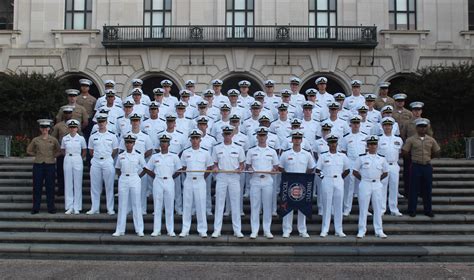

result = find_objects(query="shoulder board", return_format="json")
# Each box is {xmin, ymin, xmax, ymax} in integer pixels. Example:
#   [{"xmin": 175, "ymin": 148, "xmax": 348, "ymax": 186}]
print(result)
[
  {"xmin": 343, "ymin": 107, "xmax": 350, "ymax": 110},
  {"xmin": 159, "ymin": 118, "xmax": 166, "ymax": 122},
  {"xmin": 234, "ymin": 142, "xmax": 242, "ymax": 146},
  {"xmin": 377, "ymin": 153, "xmax": 385, "ymax": 157},
  {"xmin": 109, "ymin": 121, "xmax": 115, "ymax": 125},
  {"xmin": 314, "ymin": 103, "xmax": 322, "ymax": 108},
  {"xmin": 268, "ymin": 131, "xmax": 276, "ymax": 135},
  {"xmin": 182, "ymin": 146, "xmax": 191, "ymax": 152},
  {"xmin": 343, "ymin": 132, "xmax": 350, "ymax": 137},
  {"xmin": 201, "ymin": 147, "xmax": 208, "ymax": 151},
  {"xmin": 270, "ymin": 120, "xmax": 277, "ymax": 124},
  {"xmin": 249, "ymin": 145, "xmax": 256, "ymax": 149},
  {"xmin": 157, "ymin": 130, "xmax": 165, "ymax": 134},
  {"xmin": 169, "ymin": 151, "xmax": 177, "ymax": 154},
  {"xmin": 321, "ymin": 118, "xmax": 328, "ymax": 122},
  {"xmin": 244, "ymin": 117, "xmax": 251, "ymax": 121},
  {"xmin": 303, "ymin": 148, "xmax": 311, "ymax": 153},
  {"xmin": 283, "ymin": 148, "xmax": 291, "ymax": 152},
  {"xmin": 135, "ymin": 150, "xmax": 141, "ymax": 154},
  {"xmin": 366, "ymin": 120, "xmax": 373, "ymax": 123},
  {"xmin": 316, "ymin": 136, "xmax": 321, "ymax": 140},
  {"xmin": 359, "ymin": 153, "xmax": 367, "ymax": 156},
  {"xmin": 91, "ymin": 131, "xmax": 98, "ymax": 135},
  {"xmin": 378, "ymin": 134, "xmax": 383, "ymax": 137},
  {"xmin": 64, "ymin": 133, "xmax": 71, "ymax": 137},
  {"xmin": 116, "ymin": 116, "xmax": 124, "ymax": 119},
  {"xmin": 215, "ymin": 142, "xmax": 222, "ymax": 146},
  {"xmin": 141, "ymin": 102, "xmax": 147, "ymax": 106},
  {"xmin": 320, "ymin": 151, "xmax": 328, "ymax": 154},
  {"xmin": 162, "ymin": 103, "xmax": 170, "ymax": 107},
  {"xmin": 208, "ymin": 134, "xmax": 217, "ymax": 140},
  {"xmin": 108, "ymin": 130, "xmax": 115, "ymax": 134},
  {"xmin": 208, "ymin": 115, "xmax": 215, "ymax": 120},
  {"xmin": 185, "ymin": 117, "xmax": 192, "ymax": 120},
  {"xmin": 395, "ymin": 134, "xmax": 401, "ymax": 137},
  {"xmin": 251, "ymin": 132, "xmax": 257, "ymax": 136},
  {"xmin": 189, "ymin": 104, "xmax": 197, "ymax": 108},
  {"xmin": 312, "ymin": 119, "xmax": 320, "ymax": 122},
  {"xmin": 116, "ymin": 105, "xmax": 123, "ymax": 108},
  {"xmin": 141, "ymin": 131, "xmax": 148, "ymax": 135},
  {"xmin": 263, "ymin": 106, "xmax": 270, "ymax": 110},
  {"xmin": 176, "ymin": 130, "xmax": 183, "ymax": 134},
  {"xmin": 289, "ymin": 104, "xmax": 296, "ymax": 108},
  {"xmin": 237, "ymin": 105, "xmax": 245, "ymax": 108},
  {"xmin": 143, "ymin": 117, "xmax": 149, "ymax": 121}
]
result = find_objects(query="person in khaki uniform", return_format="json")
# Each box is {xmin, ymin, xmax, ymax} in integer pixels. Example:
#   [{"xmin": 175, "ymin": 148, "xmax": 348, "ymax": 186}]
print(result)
[
  {"xmin": 374, "ymin": 82, "xmax": 395, "ymax": 111},
  {"xmin": 76, "ymin": 79, "xmax": 97, "ymax": 141},
  {"xmin": 402, "ymin": 118, "xmax": 440, "ymax": 218},
  {"xmin": 400, "ymin": 101, "xmax": 433, "ymax": 197},
  {"xmin": 56, "ymin": 89, "xmax": 89, "ymax": 128},
  {"xmin": 51, "ymin": 106, "xmax": 74, "ymax": 196},
  {"xmin": 391, "ymin": 93, "xmax": 413, "ymax": 132},
  {"xmin": 27, "ymin": 119, "xmax": 61, "ymax": 214}
]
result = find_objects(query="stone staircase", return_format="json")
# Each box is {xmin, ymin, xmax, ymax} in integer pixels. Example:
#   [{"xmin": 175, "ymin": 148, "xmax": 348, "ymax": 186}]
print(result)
[{"xmin": 0, "ymin": 157, "xmax": 473, "ymax": 261}]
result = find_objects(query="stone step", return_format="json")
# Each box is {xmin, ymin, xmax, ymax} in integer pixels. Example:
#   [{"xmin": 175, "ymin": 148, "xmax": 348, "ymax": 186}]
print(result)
[
  {"xmin": 2, "ymin": 194, "xmax": 473, "ymax": 205},
  {"xmin": 0, "ymin": 231, "xmax": 472, "ymax": 247},
  {"xmin": 1, "ymin": 243, "xmax": 473, "ymax": 261},
  {"xmin": 1, "ymin": 220, "xmax": 473, "ymax": 235},
  {"xmin": 1, "ymin": 211, "xmax": 472, "ymax": 224}
]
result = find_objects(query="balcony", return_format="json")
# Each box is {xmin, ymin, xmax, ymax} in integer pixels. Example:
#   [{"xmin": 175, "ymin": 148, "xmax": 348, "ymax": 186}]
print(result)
[{"xmin": 102, "ymin": 25, "xmax": 377, "ymax": 49}]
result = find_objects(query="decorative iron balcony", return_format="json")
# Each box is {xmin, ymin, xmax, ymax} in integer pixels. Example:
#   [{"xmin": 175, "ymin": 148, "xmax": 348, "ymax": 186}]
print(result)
[{"xmin": 102, "ymin": 25, "xmax": 377, "ymax": 49}]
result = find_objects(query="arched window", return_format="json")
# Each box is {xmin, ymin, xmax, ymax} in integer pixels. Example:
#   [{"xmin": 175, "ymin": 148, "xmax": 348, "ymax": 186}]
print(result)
[
  {"xmin": 62, "ymin": 74, "xmax": 100, "ymax": 98},
  {"xmin": 142, "ymin": 75, "xmax": 180, "ymax": 99},
  {"xmin": 300, "ymin": 75, "xmax": 346, "ymax": 98},
  {"xmin": 222, "ymin": 74, "xmax": 262, "ymax": 96}
]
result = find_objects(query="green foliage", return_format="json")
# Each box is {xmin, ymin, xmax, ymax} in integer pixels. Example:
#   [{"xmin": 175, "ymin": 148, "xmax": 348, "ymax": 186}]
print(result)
[
  {"xmin": 10, "ymin": 134, "xmax": 31, "ymax": 157},
  {"xmin": 440, "ymin": 133, "xmax": 466, "ymax": 158},
  {"xmin": 397, "ymin": 63, "xmax": 474, "ymax": 139},
  {"xmin": 0, "ymin": 72, "xmax": 67, "ymax": 137}
]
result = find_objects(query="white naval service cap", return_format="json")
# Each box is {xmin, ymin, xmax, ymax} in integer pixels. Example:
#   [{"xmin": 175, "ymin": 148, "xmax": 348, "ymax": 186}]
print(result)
[{"xmin": 79, "ymin": 79, "xmax": 92, "ymax": 86}]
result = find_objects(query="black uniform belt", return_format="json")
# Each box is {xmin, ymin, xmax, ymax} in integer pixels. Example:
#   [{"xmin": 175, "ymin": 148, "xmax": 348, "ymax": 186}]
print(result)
[
  {"xmin": 388, "ymin": 162, "xmax": 395, "ymax": 165},
  {"xmin": 125, "ymin": 174, "xmax": 131, "ymax": 176},
  {"xmin": 333, "ymin": 175, "xmax": 339, "ymax": 178},
  {"xmin": 259, "ymin": 175, "xmax": 266, "ymax": 178},
  {"xmin": 67, "ymin": 153, "xmax": 79, "ymax": 156},
  {"xmin": 192, "ymin": 177, "xmax": 197, "ymax": 180},
  {"xmin": 162, "ymin": 177, "xmax": 168, "ymax": 180},
  {"xmin": 99, "ymin": 157, "xmax": 105, "ymax": 160}
]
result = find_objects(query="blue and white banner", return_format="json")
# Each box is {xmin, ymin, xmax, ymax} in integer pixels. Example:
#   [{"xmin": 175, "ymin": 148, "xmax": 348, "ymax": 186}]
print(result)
[{"xmin": 277, "ymin": 172, "xmax": 314, "ymax": 218}]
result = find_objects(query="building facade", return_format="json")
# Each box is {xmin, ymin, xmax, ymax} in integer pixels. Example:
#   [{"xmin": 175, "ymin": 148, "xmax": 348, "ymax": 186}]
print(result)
[{"xmin": 0, "ymin": 0, "xmax": 473, "ymax": 98}]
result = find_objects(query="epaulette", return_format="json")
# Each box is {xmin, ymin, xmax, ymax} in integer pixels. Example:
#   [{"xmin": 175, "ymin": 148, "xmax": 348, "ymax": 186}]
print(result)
[
  {"xmin": 116, "ymin": 116, "xmax": 124, "ymax": 119},
  {"xmin": 141, "ymin": 131, "xmax": 148, "ymax": 135},
  {"xmin": 176, "ymin": 130, "xmax": 183, "ymax": 134},
  {"xmin": 162, "ymin": 103, "xmax": 170, "ymax": 107},
  {"xmin": 143, "ymin": 117, "xmax": 149, "ymax": 121},
  {"xmin": 313, "ymin": 119, "xmax": 320, "ymax": 122},
  {"xmin": 316, "ymin": 136, "xmax": 322, "ymax": 140},
  {"xmin": 321, "ymin": 118, "xmax": 328, "ymax": 122},
  {"xmin": 135, "ymin": 150, "xmax": 141, "ymax": 154},
  {"xmin": 377, "ymin": 153, "xmax": 385, "ymax": 157},
  {"xmin": 303, "ymin": 148, "xmax": 311, "ymax": 153},
  {"xmin": 361, "ymin": 131, "xmax": 367, "ymax": 135},
  {"xmin": 182, "ymin": 146, "xmax": 191, "ymax": 152},
  {"xmin": 159, "ymin": 118, "xmax": 166, "ymax": 122},
  {"xmin": 169, "ymin": 151, "xmax": 177, "ymax": 154},
  {"xmin": 320, "ymin": 151, "xmax": 328, "ymax": 154},
  {"xmin": 283, "ymin": 148, "xmax": 291, "ymax": 152},
  {"xmin": 201, "ymin": 147, "xmax": 208, "ymax": 151},
  {"xmin": 269, "ymin": 131, "xmax": 276, "ymax": 135},
  {"xmin": 207, "ymin": 134, "xmax": 217, "ymax": 140},
  {"xmin": 185, "ymin": 117, "xmax": 192, "ymax": 120},
  {"xmin": 343, "ymin": 132, "xmax": 350, "ymax": 137},
  {"xmin": 141, "ymin": 102, "xmax": 147, "ymax": 106},
  {"xmin": 238, "ymin": 105, "xmax": 245, "ymax": 108},
  {"xmin": 378, "ymin": 134, "xmax": 383, "ymax": 137},
  {"xmin": 289, "ymin": 104, "xmax": 296, "ymax": 108},
  {"xmin": 395, "ymin": 134, "xmax": 401, "ymax": 137},
  {"xmin": 109, "ymin": 121, "xmax": 115, "ymax": 125},
  {"xmin": 91, "ymin": 131, "xmax": 98, "ymax": 135},
  {"xmin": 108, "ymin": 130, "xmax": 115, "ymax": 134},
  {"xmin": 314, "ymin": 103, "xmax": 322, "ymax": 108},
  {"xmin": 359, "ymin": 153, "xmax": 367, "ymax": 156},
  {"xmin": 215, "ymin": 142, "xmax": 222, "ymax": 145},
  {"xmin": 234, "ymin": 142, "xmax": 242, "ymax": 146},
  {"xmin": 116, "ymin": 105, "xmax": 123, "ymax": 108},
  {"xmin": 244, "ymin": 117, "xmax": 251, "ymax": 121},
  {"xmin": 248, "ymin": 145, "xmax": 256, "ymax": 149},
  {"xmin": 157, "ymin": 130, "xmax": 165, "ymax": 134}
]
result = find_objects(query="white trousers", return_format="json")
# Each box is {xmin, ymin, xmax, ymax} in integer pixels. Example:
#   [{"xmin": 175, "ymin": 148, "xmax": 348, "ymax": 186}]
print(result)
[
  {"xmin": 321, "ymin": 176, "xmax": 344, "ymax": 234},
  {"xmin": 182, "ymin": 176, "xmax": 207, "ymax": 235},
  {"xmin": 250, "ymin": 183, "xmax": 273, "ymax": 234},
  {"xmin": 140, "ymin": 174, "xmax": 152, "ymax": 213},
  {"xmin": 381, "ymin": 163, "xmax": 401, "ymax": 213},
  {"xmin": 90, "ymin": 158, "xmax": 115, "ymax": 213},
  {"xmin": 152, "ymin": 177, "xmax": 175, "ymax": 234},
  {"xmin": 282, "ymin": 210, "xmax": 307, "ymax": 235},
  {"xmin": 358, "ymin": 180, "xmax": 384, "ymax": 235},
  {"xmin": 205, "ymin": 175, "xmax": 213, "ymax": 213},
  {"xmin": 115, "ymin": 175, "xmax": 144, "ymax": 234},
  {"xmin": 174, "ymin": 175, "xmax": 183, "ymax": 213},
  {"xmin": 63, "ymin": 155, "xmax": 83, "ymax": 211},
  {"xmin": 225, "ymin": 173, "xmax": 246, "ymax": 214},
  {"xmin": 214, "ymin": 174, "xmax": 241, "ymax": 234},
  {"xmin": 343, "ymin": 163, "xmax": 360, "ymax": 214}
]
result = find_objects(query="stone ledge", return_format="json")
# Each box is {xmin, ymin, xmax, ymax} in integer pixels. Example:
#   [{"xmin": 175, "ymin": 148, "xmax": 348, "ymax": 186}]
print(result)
[{"xmin": 380, "ymin": 30, "xmax": 430, "ymax": 35}]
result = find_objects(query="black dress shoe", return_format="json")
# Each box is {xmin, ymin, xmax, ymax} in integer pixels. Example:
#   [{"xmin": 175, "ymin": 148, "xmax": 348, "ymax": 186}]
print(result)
[
  {"xmin": 408, "ymin": 212, "xmax": 416, "ymax": 217},
  {"xmin": 424, "ymin": 212, "xmax": 434, "ymax": 218},
  {"xmin": 48, "ymin": 209, "xmax": 57, "ymax": 214},
  {"xmin": 31, "ymin": 210, "xmax": 39, "ymax": 215}
]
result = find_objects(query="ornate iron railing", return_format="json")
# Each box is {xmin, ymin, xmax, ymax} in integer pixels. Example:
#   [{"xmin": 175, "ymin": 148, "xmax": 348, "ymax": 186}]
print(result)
[{"xmin": 102, "ymin": 25, "xmax": 377, "ymax": 48}]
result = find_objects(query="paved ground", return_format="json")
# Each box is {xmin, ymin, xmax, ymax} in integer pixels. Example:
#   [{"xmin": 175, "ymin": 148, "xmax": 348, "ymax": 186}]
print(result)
[{"xmin": 0, "ymin": 260, "xmax": 473, "ymax": 279}]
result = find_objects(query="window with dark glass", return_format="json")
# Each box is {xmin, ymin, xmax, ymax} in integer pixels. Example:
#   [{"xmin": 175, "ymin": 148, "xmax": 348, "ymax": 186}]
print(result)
[
  {"xmin": 309, "ymin": 0, "xmax": 337, "ymax": 39},
  {"xmin": 144, "ymin": 0, "xmax": 171, "ymax": 38},
  {"xmin": 65, "ymin": 0, "xmax": 92, "ymax": 30},
  {"xmin": 389, "ymin": 0, "xmax": 417, "ymax": 30},
  {"xmin": 226, "ymin": 0, "xmax": 254, "ymax": 38},
  {"xmin": 469, "ymin": 0, "xmax": 474, "ymax": 30}
]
